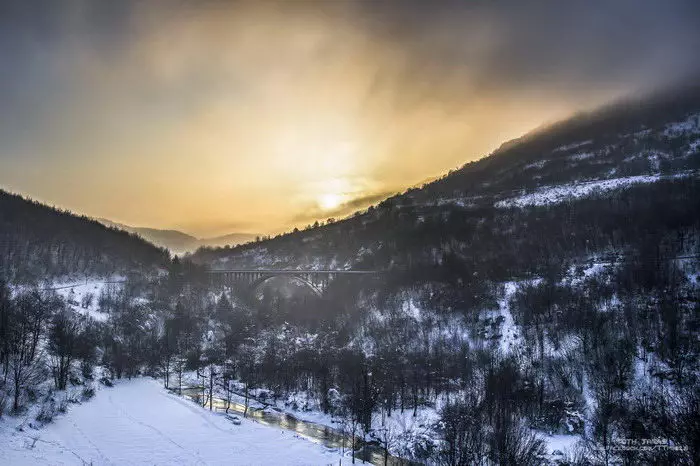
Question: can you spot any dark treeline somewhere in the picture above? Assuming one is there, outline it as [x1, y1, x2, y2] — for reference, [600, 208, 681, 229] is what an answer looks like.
[0, 189, 169, 282]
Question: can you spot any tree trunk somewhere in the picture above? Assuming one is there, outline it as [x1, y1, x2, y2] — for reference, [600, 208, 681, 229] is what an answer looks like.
[209, 366, 214, 411]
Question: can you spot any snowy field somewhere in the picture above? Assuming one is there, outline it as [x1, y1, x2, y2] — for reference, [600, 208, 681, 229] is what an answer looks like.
[0, 378, 343, 466]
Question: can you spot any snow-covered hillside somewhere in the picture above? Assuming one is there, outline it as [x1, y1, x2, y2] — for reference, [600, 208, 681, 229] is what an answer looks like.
[495, 171, 695, 208]
[49, 279, 124, 322]
[0, 378, 343, 466]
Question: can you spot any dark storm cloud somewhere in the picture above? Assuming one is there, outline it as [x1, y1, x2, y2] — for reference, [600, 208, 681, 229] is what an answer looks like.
[2, 0, 698, 131]
[0, 0, 136, 158]
[350, 0, 700, 104]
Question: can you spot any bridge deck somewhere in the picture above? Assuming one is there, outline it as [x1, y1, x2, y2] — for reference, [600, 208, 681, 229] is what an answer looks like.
[207, 269, 377, 274]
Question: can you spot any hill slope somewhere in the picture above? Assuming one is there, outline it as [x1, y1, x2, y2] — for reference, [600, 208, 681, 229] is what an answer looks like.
[192, 86, 700, 276]
[184, 85, 700, 463]
[97, 219, 257, 254]
[0, 191, 169, 282]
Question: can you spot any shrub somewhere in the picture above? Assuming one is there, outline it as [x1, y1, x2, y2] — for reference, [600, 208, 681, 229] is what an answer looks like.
[81, 360, 94, 380]
[36, 399, 57, 424]
[57, 398, 68, 413]
[82, 386, 95, 401]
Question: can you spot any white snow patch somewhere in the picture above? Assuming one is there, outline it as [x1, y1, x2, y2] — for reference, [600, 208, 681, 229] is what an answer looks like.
[542, 433, 583, 458]
[664, 113, 700, 137]
[524, 160, 548, 170]
[568, 152, 596, 161]
[565, 262, 607, 286]
[495, 173, 693, 208]
[496, 282, 520, 354]
[553, 140, 593, 153]
[50, 279, 123, 322]
[688, 139, 700, 154]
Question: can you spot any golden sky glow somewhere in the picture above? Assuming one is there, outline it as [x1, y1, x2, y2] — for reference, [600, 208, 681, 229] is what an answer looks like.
[2, 1, 698, 236]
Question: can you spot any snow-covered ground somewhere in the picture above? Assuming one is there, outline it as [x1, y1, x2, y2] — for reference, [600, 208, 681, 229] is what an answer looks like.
[495, 172, 695, 208]
[0, 378, 343, 466]
[49, 279, 123, 322]
[663, 113, 700, 137]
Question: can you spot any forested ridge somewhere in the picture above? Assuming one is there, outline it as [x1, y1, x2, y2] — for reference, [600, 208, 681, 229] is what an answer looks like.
[0, 189, 169, 282]
[184, 87, 699, 464]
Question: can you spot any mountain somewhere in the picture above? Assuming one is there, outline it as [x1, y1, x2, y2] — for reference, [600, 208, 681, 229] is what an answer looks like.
[192, 85, 700, 273]
[196, 232, 260, 249]
[185, 86, 699, 463]
[97, 219, 200, 252]
[2, 87, 697, 465]
[0, 191, 169, 282]
[97, 219, 258, 253]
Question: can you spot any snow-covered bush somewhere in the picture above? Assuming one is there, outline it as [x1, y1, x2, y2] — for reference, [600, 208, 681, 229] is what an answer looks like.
[82, 385, 95, 401]
[36, 399, 58, 424]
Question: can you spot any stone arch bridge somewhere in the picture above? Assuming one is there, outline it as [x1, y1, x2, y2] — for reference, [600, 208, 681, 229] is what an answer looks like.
[207, 269, 379, 296]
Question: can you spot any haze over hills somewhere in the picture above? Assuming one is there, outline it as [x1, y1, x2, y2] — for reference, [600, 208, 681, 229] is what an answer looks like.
[96, 218, 258, 254]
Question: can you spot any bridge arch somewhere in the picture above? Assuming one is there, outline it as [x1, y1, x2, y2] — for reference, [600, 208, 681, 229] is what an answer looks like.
[207, 269, 378, 297]
[250, 273, 324, 298]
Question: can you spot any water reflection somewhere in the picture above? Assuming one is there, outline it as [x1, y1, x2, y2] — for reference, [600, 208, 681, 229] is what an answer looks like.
[173, 387, 414, 465]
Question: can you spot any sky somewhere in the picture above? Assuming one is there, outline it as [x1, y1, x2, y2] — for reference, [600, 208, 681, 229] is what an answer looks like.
[1, 0, 699, 237]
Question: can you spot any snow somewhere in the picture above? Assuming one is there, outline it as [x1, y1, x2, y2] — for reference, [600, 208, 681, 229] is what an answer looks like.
[495, 173, 693, 208]
[542, 433, 583, 459]
[552, 140, 593, 153]
[492, 282, 521, 354]
[688, 139, 700, 154]
[564, 261, 607, 286]
[568, 151, 595, 161]
[524, 160, 548, 170]
[369, 406, 440, 458]
[663, 113, 700, 137]
[50, 279, 122, 322]
[0, 378, 343, 466]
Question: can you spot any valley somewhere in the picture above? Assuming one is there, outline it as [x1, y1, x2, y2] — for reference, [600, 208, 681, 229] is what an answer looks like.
[1, 86, 699, 466]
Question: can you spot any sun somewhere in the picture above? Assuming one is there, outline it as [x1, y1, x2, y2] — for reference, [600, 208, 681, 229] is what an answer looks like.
[318, 193, 343, 211]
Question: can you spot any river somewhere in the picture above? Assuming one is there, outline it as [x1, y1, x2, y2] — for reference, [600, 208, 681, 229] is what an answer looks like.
[173, 387, 417, 465]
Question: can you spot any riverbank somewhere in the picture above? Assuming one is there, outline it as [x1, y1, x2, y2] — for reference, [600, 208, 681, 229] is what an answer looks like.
[0, 377, 346, 465]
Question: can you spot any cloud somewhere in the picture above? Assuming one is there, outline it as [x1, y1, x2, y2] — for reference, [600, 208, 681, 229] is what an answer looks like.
[292, 191, 396, 224]
[0, 0, 698, 235]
